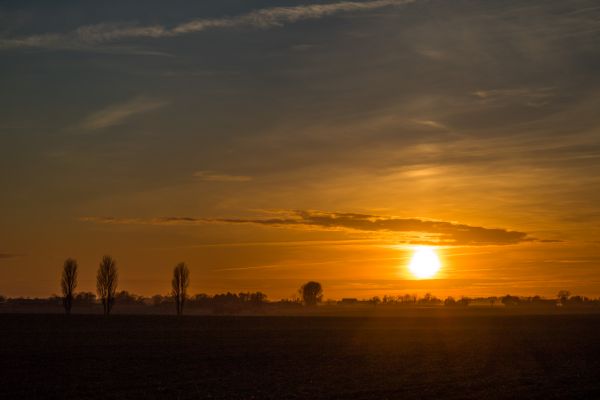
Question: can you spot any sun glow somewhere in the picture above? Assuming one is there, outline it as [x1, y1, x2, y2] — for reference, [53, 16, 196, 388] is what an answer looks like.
[408, 246, 441, 279]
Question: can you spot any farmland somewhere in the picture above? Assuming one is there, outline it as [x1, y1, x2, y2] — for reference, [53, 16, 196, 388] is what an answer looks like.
[1, 313, 599, 399]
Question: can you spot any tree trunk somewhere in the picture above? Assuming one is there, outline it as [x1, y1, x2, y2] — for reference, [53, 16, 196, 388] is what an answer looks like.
[64, 295, 72, 315]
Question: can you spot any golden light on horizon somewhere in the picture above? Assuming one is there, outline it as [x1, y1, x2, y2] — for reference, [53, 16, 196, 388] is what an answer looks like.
[407, 246, 442, 279]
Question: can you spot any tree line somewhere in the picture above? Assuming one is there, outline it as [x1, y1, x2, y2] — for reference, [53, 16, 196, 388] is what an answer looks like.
[56, 255, 323, 316]
[1, 256, 598, 314]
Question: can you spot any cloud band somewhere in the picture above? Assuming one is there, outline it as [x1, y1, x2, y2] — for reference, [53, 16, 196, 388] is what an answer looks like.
[0, 0, 413, 50]
[80, 209, 541, 246]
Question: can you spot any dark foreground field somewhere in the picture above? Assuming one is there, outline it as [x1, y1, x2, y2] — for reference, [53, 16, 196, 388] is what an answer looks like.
[1, 313, 599, 399]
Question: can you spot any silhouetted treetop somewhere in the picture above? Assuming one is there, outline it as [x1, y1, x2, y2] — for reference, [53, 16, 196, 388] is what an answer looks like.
[172, 262, 189, 316]
[96, 255, 118, 316]
[300, 281, 323, 307]
[61, 258, 78, 315]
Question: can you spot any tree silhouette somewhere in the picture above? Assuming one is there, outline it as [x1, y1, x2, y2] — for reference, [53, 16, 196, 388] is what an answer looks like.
[501, 294, 520, 306]
[444, 296, 456, 306]
[171, 262, 189, 316]
[300, 281, 323, 307]
[557, 290, 571, 306]
[250, 292, 267, 308]
[96, 255, 118, 316]
[61, 258, 78, 315]
[74, 292, 96, 306]
[457, 296, 471, 307]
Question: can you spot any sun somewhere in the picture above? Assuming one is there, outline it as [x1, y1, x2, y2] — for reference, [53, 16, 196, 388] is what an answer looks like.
[408, 246, 441, 279]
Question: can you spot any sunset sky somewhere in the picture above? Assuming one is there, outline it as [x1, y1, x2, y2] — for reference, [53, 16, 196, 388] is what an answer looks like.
[1, 0, 600, 299]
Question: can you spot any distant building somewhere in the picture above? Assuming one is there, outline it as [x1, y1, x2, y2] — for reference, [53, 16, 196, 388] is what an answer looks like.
[339, 298, 358, 305]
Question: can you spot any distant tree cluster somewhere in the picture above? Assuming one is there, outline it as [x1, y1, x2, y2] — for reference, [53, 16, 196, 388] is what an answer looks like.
[53, 258, 322, 315]
[3, 289, 600, 314]
[153, 291, 270, 314]
[4, 265, 600, 316]
[330, 292, 600, 309]
[499, 291, 597, 307]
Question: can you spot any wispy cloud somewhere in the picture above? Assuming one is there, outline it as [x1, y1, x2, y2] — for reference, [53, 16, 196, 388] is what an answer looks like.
[472, 87, 556, 107]
[0, 0, 413, 51]
[79, 96, 167, 131]
[79, 209, 546, 246]
[193, 171, 253, 182]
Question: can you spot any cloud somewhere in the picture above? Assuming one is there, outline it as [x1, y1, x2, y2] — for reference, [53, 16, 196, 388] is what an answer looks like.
[79, 97, 167, 131]
[79, 210, 542, 246]
[217, 210, 533, 245]
[472, 88, 556, 107]
[412, 119, 447, 130]
[0, 0, 413, 50]
[193, 171, 253, 182]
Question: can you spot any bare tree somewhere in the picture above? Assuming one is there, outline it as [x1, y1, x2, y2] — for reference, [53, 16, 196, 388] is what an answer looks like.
[299, 281, 323, 307]
[96, 255, 118, 316]
[61, 258, 78, 315]
[172, 262, 190, 316]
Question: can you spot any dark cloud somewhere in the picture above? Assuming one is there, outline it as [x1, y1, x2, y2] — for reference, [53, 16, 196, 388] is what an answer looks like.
[217, 210, 532, 245]
[80, 210, 541, 246]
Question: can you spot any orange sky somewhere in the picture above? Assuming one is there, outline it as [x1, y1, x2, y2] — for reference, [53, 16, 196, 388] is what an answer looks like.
[1, 0, 599, 299]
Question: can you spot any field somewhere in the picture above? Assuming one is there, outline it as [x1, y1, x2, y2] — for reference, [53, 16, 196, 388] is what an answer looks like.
[2, 313, 599, 399]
